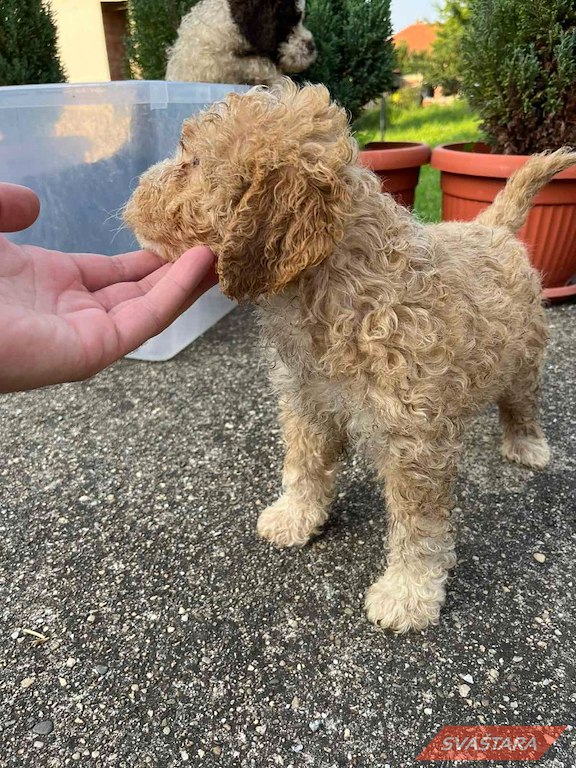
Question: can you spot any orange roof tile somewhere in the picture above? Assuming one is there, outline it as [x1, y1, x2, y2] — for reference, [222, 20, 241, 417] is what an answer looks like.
[393, 22, 438, 53]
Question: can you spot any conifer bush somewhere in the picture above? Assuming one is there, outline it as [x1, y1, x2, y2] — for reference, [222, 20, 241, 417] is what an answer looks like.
[462, 0, 576, 153]
[0, 0, 66, 85]
[300, 0, 395, 121]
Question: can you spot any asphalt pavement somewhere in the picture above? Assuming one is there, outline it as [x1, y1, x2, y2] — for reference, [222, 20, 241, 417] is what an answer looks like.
[1, 302, 575, 767]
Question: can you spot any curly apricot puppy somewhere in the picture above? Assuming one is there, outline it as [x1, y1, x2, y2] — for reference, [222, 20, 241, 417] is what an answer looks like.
[125, 82, 576, 632]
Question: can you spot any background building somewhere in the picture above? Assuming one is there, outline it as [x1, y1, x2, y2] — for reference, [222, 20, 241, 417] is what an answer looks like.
[52, 0, 128, 82]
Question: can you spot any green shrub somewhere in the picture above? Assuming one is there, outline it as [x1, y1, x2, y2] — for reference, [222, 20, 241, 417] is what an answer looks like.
[395, 40, 432, 78]
[303, 0, 395, 121]
[0, 0, 66, 85]
[462, 0, 576, 153]
[427, 1, 470, 95]
[126, 0, 198, 79]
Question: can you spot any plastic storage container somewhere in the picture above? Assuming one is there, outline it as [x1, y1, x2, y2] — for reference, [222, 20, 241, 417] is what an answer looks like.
[0, 80, 245, 361]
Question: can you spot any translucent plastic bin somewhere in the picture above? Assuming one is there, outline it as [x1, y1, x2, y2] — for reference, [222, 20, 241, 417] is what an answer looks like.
[0, 80, 245, 361]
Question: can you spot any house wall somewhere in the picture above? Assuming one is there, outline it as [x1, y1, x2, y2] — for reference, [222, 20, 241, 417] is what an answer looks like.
[52, 0, 118, 82]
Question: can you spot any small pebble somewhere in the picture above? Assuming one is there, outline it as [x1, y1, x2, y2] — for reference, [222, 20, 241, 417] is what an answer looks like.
[534, 553, 546, 563]
[94, 665, 108, 676]
[255, 725, 267, 735]
[212, 746, 222, 756]
[424, 707, 433, 715]
[33, 741, 44, 749]
[180, 751, 189, 761]
[460, 674, 474, 684]
[65, 658, 76, 668]
[309, 720, 322, 732]
[459, 684, 471, 698]
[20, 677, 34, 689]
[32, 720, 54, 736]
[87, 614, 96, 623]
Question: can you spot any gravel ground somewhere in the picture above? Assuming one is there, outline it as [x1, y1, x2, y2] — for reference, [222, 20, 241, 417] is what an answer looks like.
[1, 302, 575, 768]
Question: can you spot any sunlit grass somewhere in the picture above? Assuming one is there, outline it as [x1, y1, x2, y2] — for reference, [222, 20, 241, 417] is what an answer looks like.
[354, 100, 482, 221]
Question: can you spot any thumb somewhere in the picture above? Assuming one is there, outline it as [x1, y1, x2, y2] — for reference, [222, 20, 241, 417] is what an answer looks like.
[0, 183, 40, 232]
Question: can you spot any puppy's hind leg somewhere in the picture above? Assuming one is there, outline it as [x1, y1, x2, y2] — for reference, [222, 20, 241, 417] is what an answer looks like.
[365, 429, 460, 632]
[257, 400, 344, 548]
[499, 354, 550, 470]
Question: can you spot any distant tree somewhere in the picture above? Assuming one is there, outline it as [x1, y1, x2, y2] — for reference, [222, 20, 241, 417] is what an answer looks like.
[395, 40, 432, 83]
[0, 0, 66, 85]
[303, 0, 395, 121]
[126, 0, 199, 79]
[394, 40, 432, 78]
[427, 0, 470, 94]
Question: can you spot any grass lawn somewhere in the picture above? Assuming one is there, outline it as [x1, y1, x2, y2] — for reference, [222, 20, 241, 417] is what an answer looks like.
[354, 100, 482, 221]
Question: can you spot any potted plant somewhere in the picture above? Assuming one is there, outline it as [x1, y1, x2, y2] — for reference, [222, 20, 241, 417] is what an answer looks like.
[359, 140, 431, 209]
[431, 0, 576, 298]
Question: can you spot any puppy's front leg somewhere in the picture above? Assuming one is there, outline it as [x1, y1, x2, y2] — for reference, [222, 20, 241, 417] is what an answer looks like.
[257, 400, 344, 547]
[365, 431, 460, 632]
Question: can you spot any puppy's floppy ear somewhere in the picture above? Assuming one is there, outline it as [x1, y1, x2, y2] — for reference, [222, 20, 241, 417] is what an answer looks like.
[218, 160, 351, 301]
[216, 89, 354, 301]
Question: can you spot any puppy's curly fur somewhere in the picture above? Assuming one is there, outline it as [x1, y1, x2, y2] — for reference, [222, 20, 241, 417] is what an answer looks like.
[125, 82, 576, 632]
[166, 0, 316, 85]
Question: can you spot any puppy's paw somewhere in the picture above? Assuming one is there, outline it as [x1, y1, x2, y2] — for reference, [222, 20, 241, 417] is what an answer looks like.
[502, 431, 550, 470]
[257, 495, 326, 548]
[365, 566, 447, 633]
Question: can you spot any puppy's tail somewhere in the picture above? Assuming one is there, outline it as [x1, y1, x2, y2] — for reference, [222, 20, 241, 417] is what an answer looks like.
[476, 147, 576, 233]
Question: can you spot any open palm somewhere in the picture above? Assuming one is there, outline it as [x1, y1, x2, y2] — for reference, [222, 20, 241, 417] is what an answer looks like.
[0, 184, 216, 393]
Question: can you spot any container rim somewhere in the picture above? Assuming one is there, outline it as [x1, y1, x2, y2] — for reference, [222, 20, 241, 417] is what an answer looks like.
[431, 142, 576, 180]
[0, 80, 248, 110]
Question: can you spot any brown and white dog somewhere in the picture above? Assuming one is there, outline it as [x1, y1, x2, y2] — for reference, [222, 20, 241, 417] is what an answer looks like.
[165, 0, 316, 85]
[125, 83, 576, 632]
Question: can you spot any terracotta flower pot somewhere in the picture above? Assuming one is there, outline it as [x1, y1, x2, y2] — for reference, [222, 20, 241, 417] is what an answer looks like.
[359, 142, 431, 209]
[432, 142, 576, 299]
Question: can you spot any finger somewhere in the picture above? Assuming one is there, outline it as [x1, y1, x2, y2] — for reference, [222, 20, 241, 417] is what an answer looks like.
[92, 263, 172, 310]
[0, 183, 40, 232]
[155, 265, 219, 330]
[94, 251, 218, 311]
[109, 246, 217, 355]
[71, 249, 166, 291]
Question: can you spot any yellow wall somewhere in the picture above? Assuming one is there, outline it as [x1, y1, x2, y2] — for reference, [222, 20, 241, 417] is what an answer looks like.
[52, 0, 111, 83]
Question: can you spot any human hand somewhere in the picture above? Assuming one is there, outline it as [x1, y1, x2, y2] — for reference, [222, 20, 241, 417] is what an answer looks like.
[0, 183, 217, 393]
